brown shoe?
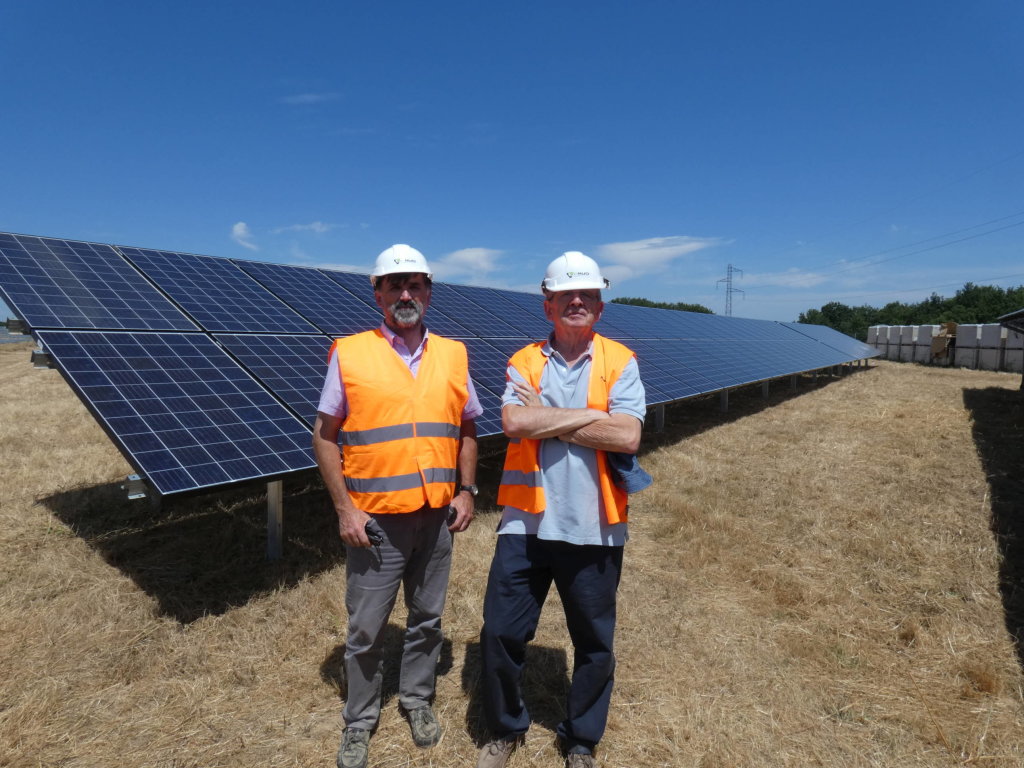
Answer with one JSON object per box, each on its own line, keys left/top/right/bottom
{"left": 566, "top": 752, "right": 597, "bottom": 768}
{"left": 476, "top": 736, "right": 520, "bottom": 768}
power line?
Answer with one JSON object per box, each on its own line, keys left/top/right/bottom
{"left": 743, "top": 208, "right": 1024, "bottom": 291}
{"left": 818, "top": 217, "right": 1024, "bottom": 277}
{"left": 823, "top": 271, "right": 1024, "bottom": 303}
{"left": 754, "top": 147, "right": 1024, "bottom": 266}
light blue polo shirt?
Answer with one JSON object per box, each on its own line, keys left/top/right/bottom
{"left": 498, "top": 338, "right": 646, "bottom": 546}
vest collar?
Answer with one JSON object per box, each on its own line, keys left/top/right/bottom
{"left": 543, "top": 333, "right": 594, "bottom": 366}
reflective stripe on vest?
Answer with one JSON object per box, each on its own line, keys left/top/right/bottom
{"left": 345, "top": 467, "right": 457, "bottom": 493}
{"left": 496, "top": 333, "right": 633, "bottom": 524}
{"left": 339, "top": 421, "right": 460, "bottom": 446}
{"left": 332, "top": 330, "right": 469, "bottom": 514}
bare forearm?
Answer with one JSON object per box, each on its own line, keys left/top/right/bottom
{"left": 457, "top": 420, "right": 478, "bottom": 485}
{"left": 312, "top": 437, "right": 357, "bottom": 515}
{"left": 449, "top": 419, "right": 478, "bottom": 532}
{"left": 312, "top": 412, "right": 370, "bottom": 545}
{"left": 559, "top": 413, "right": 642, "bottom": 453}
{"left": 502, "top": 404, "right": 608, "bottom": 439}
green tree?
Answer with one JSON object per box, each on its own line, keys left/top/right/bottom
{"left": 612, "top": 297, "right": 714, "bottom": 314}
{"left": 796, "top": 283, "right": 1024, "bottom": 340}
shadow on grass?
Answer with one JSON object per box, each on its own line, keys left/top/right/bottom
{"left": 319, "top": 626, "right": 454, "bottom": 715}
{"left": 36, "top": 366, "right": 865, "bottom": 625}
{"left": 460, "top": 640, "right": 569, "bottom": 745}
{"left": 963, "top": 385, "right": 1024, "bottom": 666}
{"left": 40, "top": 473, "right": 345, "bottom": 624}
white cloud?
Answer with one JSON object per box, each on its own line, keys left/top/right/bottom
{"left": 281, "top": 92, "right": 340, "bottom": 105}
{"left": 596, "top": 236, "right": 721, "bottom": 272}
{"left": 272, "top": 221, "right": 335, "bottom": 235}
{"left": 431, "top": 247, "right": 504, "bottom": 284}
{"left": 231, "top": 222, "right": 258, "bottom": 251}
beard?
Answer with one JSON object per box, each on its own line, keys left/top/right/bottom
{"left": 388, "top": 299, "right": 423, "bottom": 328}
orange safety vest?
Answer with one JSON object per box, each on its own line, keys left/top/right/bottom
{"left": 497, "top": 333, "right": 634, "bottom": 524}
{"left": 330, "top": 329, "right": 469, "bottom": 514}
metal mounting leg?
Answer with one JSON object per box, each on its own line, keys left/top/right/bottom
{"left": 654, "top": 403, "right": 665, "bottom": 432}
{"left": 267, "top": 480, "right": 283, "bottom": 561}
{"left": 720, "top": 389, "right": 729, "bottom": 413}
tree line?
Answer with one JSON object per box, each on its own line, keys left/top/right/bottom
{"left": 797, "top": 283, "right": 1024, "bottom": 341}
{"left": 611, "top": 297, "right": 714, "bottom": 314}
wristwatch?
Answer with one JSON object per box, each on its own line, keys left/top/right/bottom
{"left": 458, "top": 483, "right": 479, "bottom": 497}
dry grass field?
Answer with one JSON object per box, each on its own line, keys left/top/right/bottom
{"left": 2, "top": 340, "right": 1023, "bottom": 767}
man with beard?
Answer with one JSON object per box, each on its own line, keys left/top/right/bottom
{"left": 313, "top": 244, "right": 482, "bottom": 768}
{"left": 475, "top": 252, "right": 645, "bottom": 768}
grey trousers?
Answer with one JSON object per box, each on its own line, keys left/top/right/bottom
{"left": 343, "top": 505, "right": 453, "bottom": 730}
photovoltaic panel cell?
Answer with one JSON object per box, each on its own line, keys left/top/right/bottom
{"left": 461, "top": 338, "right": 513, "bottom": 399}
{"left": 0, "top": 233, "right": 197, "bottom": 331}
{"left": 445, "top": 284, "right": 553, "bottom": 340}
{"left": 36, "top": 330, "right": 316, "bottom": 496}
{"left": 429, "top": 282, "right": 528, "bottom": 339}
{"left": 234, "top": 260, "right": 382, "bottom": 335}
{"left": 779, "top": 322, "right": 881, "bottom": 360}
{"left": 627, "top": 340, "right": 720, "bottom": 401}
{"left": 461, "top": 337, "right": 533, "bottom": 438}
{"left": 215, "top": 333, "right": 332, "bottom": 427}
{"left": 317, "top": 268, "right": 378, "bottom": 305}
{"left": 118, "top": 246, "right": 319, "bottom": 333}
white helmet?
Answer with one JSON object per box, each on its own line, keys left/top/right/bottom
{"left": 541, "top": 251, "right": 610, "bottom": 292}
{"left": 369, "top": 244, "right": 432, "bottom": 285}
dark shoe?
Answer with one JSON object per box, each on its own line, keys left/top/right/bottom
{"left": 476, "top": 736, "right": 521, "bottom": 768}
{"left": 336, "top": 727, "right": 369, "bottom": 768}
{"left": 405, "top": 705, "right": 441, "bottom": 748}
{"left": 566, "top": 752, "right": 597, "bottom": 768}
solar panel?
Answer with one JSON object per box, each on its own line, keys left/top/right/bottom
{"left": 36, "top": 330, "right": 316, "bottom": 495}
{"left": 779, "top": 322, "right": 881, "bottom": 360}
{"left": 234, "top": 260, "right": 382, "bottom": 335}
{"left": 3, "top": 229, "right": 882, "bottom": 502}
{"left": 118, "top": 246, "right": 319, "bottom": 333}
{"left": 445, "top": 284, "right": 553, "bottom": 340}
{"left": 0, "top": 233, "right": 196, "bottom": 331}
{"left": 428, "top": 282, "right": 528, "bottom": 339}
{"left": 628, "top": 340, "right": 720, "bottom": 400}
{"left": 316, "top": 268, "right": 378, "bottom": 305}
{"left": 215, "top": 333, "right": 332, "bottom": 427}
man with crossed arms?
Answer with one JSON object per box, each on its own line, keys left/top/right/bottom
{"left": 476, "top": 252, "right": 646, "bottom": 768}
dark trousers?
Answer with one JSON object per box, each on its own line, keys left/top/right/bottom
{"left": 479, "top": 534, "right": 623, "bottom": 750}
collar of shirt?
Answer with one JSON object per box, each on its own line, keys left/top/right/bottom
{"left": 379, "top": 322, "right": 429, "bottom": 361}
{"left": 542, "top": 334, "right": 594, "bottom": 366}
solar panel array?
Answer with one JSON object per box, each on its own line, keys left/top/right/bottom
{"left": 0, "top": 230, "right": 878, "bottom": 497}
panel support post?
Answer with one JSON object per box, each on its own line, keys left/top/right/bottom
{"left": 790, "top": 374, "right": 798, "bottom": 391}
{"left": 720, "top": 389, "right": 729, "bottom": 413}
{"left": 654, "top": 403, "right": 665, "bottom": 432}
{"left": 267, "top": 479, "right": 283, "bottom": 561}
{"left": 761, "top": 381, "right": 770, "bottom": 398}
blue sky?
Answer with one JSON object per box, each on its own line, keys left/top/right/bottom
{"left": 1, "top": 1, "right": 1022, "bottom": 322}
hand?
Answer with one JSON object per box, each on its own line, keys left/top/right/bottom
{"left": 447, "top": 491, "right": 475, "bottom": 533}
{"left": 338, "top": 507, "right": 372, "bottom": 547}
{"left": 513, "top": 380, "right": 542, "bottom": 407}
